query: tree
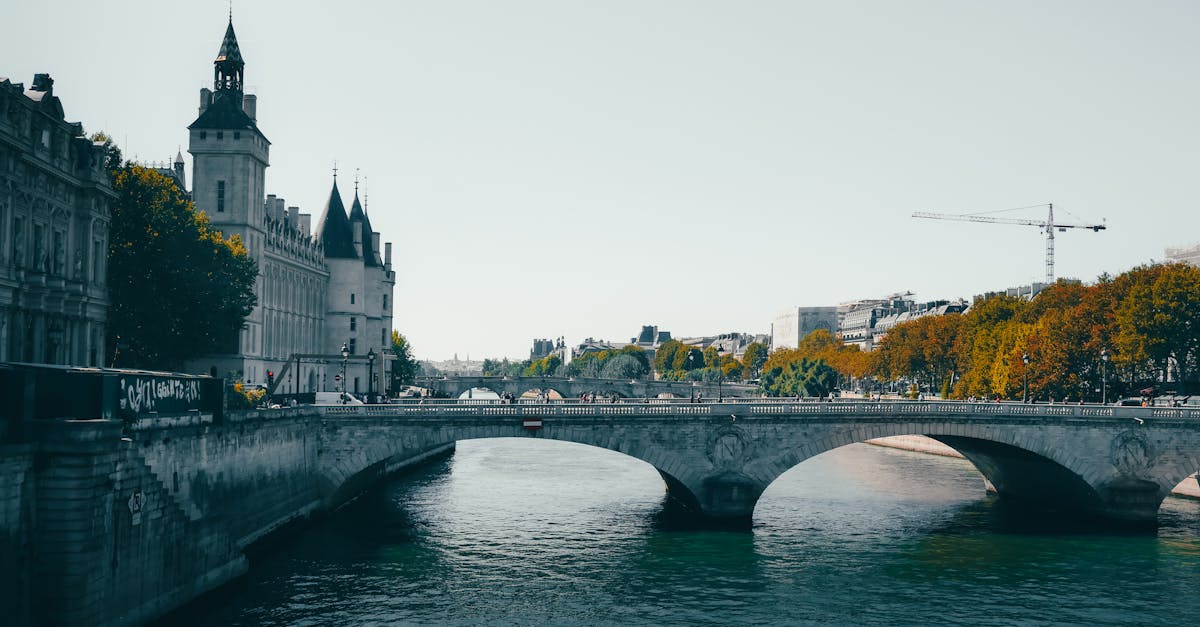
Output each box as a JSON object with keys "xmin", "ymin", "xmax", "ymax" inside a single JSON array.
[
  {"xmin": 653, "ymin": 339, "xmax": 683, "ymax": 374},
  {"xmin": 390, "ymin": 331, "xmax": 419, "ymax": 388},
  {"xmin": 600, "ymin": 353, "xmax": 648, "ymax": 380},
  {"xmin": 1114, "ymin": 263, "xmax": 1200, "ymax": 390},
  {"xmin": 741, "ymin": 342, "xmax": 768, "ymax": 380},
  {"xmin": 760, "ymin": 357, "xmax": 839, "ymax": 398},
  {"xmin": 107, "ymin": 165, "xmax": 257, "ymax": 370}
]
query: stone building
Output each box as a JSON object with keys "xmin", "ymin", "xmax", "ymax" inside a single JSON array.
[
  {"xmin": 183, "ymin": 18, "xmax": 395, "ymax": 396},
  {"xmin": 0, "ymin": 73, "xmax": 113, "ymax": 366},
  {"xmin": 771, "ymin": 307, "xmax": 837, "ymax": 349}
]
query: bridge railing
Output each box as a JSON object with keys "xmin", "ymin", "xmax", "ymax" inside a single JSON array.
[{"xmin": 315, "ymin": 399, "xmax": 1200, "ymax": 422}]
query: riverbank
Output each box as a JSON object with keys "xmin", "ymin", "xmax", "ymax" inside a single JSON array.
[{"xmin": 866, "ymin": 435, "xmax": 1200, "ymax": 499}]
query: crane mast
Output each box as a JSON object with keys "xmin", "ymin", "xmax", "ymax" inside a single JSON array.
[{"xmin": 912, "ymin": 203, "xmax": 1105, "ymax": 283}]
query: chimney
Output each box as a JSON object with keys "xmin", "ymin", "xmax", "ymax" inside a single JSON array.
[
  {"xmin": 199, "ymin": 88, "xmax": 212, "ymax": 114},
  {"xmin": 384, "ymin": 242, "xmax": 392, "ymax": 270},
  {"xmin": 243, "ymin": 94, "xmax": 257, "ymax": 120},
  {"xmin": 265, "ymin": 194, "xmax": 277, "ymax": 221},
  {"xmin": 372, "ymin": 232, "xmax": 381, "ymax": 261},
  {"xmin": 272, "ymin": 196, "xmax": 285, "ymax": 221},
  {"xmin": 352, "ymin": 222, "xmax": 363, "ymax": 258},
  {"xmin": 288, "ymin": 206, "xmax": 299, "ymax": 229},
  {"xmin": 31, "ymin": 73, "xmax": 54, "ymax": 95},
  {"xmin": 299, "ymin": 214, "xmax": 311, "ymax": 237}
]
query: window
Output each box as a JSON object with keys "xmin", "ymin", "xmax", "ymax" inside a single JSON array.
[
  {"xmin": 382, "ymin": 294, "xmax": 388, "ymax": 309},
  {"xmin": 350, "ymin": 293, "xmax": 355, "ymax": 304},
  {"xmin": 381, "ymin": 328, "xmax": 386, "ymax": 345},
  {"xmin": 349, "ymin": 338, "xmax": 357, "ymax": 354},
  {"xmin": 200, "ymin": 131, "xmax": 207, "ymax": 140},
  {"xmin": 217, "ymin": 131, "xmax": 224, "ymax": 140},
  {"xmin": 217, "ymin": 181, "xmax": 225, "ymax": 212},
  {"xmin": 234, "ymin": 131, "xmax": 241, "ymax": 140},
  {"xmin": 350, "ymin": 317, "xmax": 357, "ymax": 331}
]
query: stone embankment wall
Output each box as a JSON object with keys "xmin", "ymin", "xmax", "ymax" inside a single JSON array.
[
  {"xmin": 4, "ymin": 409, "xmax": 450, "ymax": 627},
  {"xmin": 0, "ymin": 445, "xmax": 34, "ymax": 626},
  {"xmin": 866, "ymin": 435, "xmax": 1200, "ymax": 499}
]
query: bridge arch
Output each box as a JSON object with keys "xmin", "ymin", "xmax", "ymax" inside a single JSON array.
[{"xmin": 741, "ymin": 420, "xmax": 1170, "ymax": 525}]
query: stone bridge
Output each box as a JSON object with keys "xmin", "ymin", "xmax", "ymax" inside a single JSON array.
[
  {"xmin": 8, "ymin": 399, "xmax": 1200, "ymax": 625},
  {"xmin": 413, "ymin": 375, "xmax": 758, "ymax": 399},
  {"xmin": 322, "ymin": 400, "xmax": 1200, "ymax": 525}
]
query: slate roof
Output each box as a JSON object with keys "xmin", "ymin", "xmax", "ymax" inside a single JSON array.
[
  {"xmin": 316, "ymin": 180, "xmax": 358, "ymax": 259},
  {"xmin": 348, "ymin": 193, "xmax": 382, "ymax": 267},
  {"xmin": 187, "ymin": 93, "xmax": 264, "ymax": 136},
  {"xmin": 216, "ymin": 20, "xmax": 244, "ymax": 66}
]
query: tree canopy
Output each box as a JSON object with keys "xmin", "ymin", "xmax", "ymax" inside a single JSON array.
[
  {"xmin": 390, "ymin": 331, "xmax": 419, "ymax": 386},
  {"xmin": 107, "ymin": 165, "xmax": 257, "ymax": 370}
]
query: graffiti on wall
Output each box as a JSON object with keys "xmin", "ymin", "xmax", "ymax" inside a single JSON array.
[{"xmin": 118, "ymin": 375, "xmax": 208, "ymax": 418}]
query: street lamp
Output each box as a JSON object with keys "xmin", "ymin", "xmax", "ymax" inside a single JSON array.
[
  {"xmin": 367, "ymin": 347, "xmax": 376, "ymax": 403},
  {"xmin": 340, "ymin": 342, "xmax": 350, "ymax": 404},
  {"xmin": 1101, "ymin": 348, "xmax": 1109, "ymax": 405},
  {"xmin": 1022, "ymin": 352, "xmax": 1030, "ymax": 403}
]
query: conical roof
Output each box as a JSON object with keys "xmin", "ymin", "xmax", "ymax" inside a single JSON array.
[
  {"xmin": 316, "ymin": 180, "xmax": 358, "ymax": 259},
  {"xmin": 349, "ymin": 192, "xmax": 381, "ymax": 267},
  {"xmin": 215, "ymin": 19, "xmax": 244, "ymax": 66}
]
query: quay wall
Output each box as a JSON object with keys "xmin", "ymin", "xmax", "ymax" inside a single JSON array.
[
  {"xmin": 6, "ymin": 409, "xmax": 449, "ymax": 627},
  {"xmin": 0, "ymin": 445, "xmax": 34, "ymax": 626}
]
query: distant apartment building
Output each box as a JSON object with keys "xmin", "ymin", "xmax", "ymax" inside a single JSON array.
[
  {"xmin": 871, "ymin": 300, "xmax": 967, "ymax": 346},
  {"xmin": 972, "ymin": 282, "xmax": 1051, "ymax": 304},
  {"xmin": 572, "ymin": 337, "xmax": 620, "ymax": 358},
  {"xmin": 1165, "ymin": 243, "xmax": 1200, "ymax": 267},
  {"xmin": 771, "ymin": 307, "xmax": 838, "ymax": 349},
  {"xmin": 677, "ymin": 332, "xmax": 768, "ymax": 358},
  {"xmin": 0, "ymin": 73, "xmax": 114, "ymax": 366}
]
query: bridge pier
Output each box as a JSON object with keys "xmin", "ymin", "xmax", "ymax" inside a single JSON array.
[{"xmin": 657, "ymin": 470, "xmax": 765, "ymax": 528}]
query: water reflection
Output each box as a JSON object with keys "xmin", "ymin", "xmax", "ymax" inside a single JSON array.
[{"xmin": 178, "ymin": 439, "xmax": 1200, "ymax": 626}]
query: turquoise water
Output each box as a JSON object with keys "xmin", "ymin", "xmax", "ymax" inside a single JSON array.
[{"xmin": 182, "ymin": 440, "xmax": 1200, "ymax": 626}]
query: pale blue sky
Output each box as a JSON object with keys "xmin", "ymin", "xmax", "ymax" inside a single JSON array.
[{"xmin": 4, "ymin": 1, "xmax": 1198, "ymax": 360}]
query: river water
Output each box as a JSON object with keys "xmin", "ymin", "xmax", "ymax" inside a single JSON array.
[{"xmin": 182, "ymin": 439, "xmax": 1200, "ymax": 626}]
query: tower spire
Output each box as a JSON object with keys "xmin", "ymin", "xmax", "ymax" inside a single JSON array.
[{"xmin": 213, "ymin": 15, "xmax": 245, "ymax": 96}]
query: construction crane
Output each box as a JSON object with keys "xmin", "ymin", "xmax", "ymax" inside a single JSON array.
[{"xmin": 912, "ymin": 203, "xmax": 1106, "ymax": 284}]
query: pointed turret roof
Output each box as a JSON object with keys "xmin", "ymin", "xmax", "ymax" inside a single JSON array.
[
  {"xmin": 316, "ymin": 179, "xmax": 358, "ymax": 259},
  {"xmin": 348, "ymin": 192, "xmax": 382, "ymax": 267},
  {"xmin": 215, "ymin": 19, "xmax": 244, "ymax": 66}
]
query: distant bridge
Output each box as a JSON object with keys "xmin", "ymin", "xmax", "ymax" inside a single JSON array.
[{"xmin": 413, "ymin": 375, "xmax": 758, "ymax": 399}]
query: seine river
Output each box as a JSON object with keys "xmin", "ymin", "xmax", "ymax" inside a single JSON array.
[{"xmin": 180, "ymin": 439, "xmax": 1200, "ymax": 626}]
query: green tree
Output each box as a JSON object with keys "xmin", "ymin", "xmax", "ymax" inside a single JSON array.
[
  {"xmin": 741, "ymin": 342, "xmax": 768, "ymax": 380},
  {"xmin": 107, "ymin": 165, "xmax": 257, "ymax": 369},
  {"xmin": 390, "ymin": 331, "xmax": 419, "ymax": 387},
  {"xmin": 761, "ymin": 357, "xmax": 839, "ymax": 398},
  {"xmin": 653, "ymin": 339, "xmax": 683, "ymax": 374}
]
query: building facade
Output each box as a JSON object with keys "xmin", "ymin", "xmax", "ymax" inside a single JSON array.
[
  {"xmin": 0, "ymin": 73, "xmax": 113, "ymax": 366},
  {"xmin": 771, "ymin": 307, "xmax": 838, "ymax": 350},
  {"xmin": 183, "ymin": 19, "xmax": 395, "ymax": 396},
  {"xmin": 1165, "ymin": 244, "xmax": 1200, "ymax": 267}
]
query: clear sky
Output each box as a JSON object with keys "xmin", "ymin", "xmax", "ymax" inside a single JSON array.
[{"xmin": 4, "ymin": 1, "xmax": 1198, "ymax": 360}]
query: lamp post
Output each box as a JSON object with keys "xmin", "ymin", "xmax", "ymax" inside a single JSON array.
[
  {"xmin": 367, "ymin": 347, "xmax": 376, "ymax": 403},
  {"xmin": 340, "ymin": 342, "xmax": 349, "ymax": 404},
  {"xmin": 1101, "ymin": 348, "xmax": 1109, "ymax": 405},
  {"xmin": 1022, "ymin": 352, "xmax": 1030, "ymax": 403}
]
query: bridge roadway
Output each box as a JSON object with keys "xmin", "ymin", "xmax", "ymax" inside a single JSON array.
[
  {"xmin": 413, "ymin": 375, "xmax": 758, "ymax": 399},
  {"xmin": 319, "ymin": 398, "xmax": 1200, "ymax": 526}
]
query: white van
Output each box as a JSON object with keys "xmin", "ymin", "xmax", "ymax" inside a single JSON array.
[{"xmin": 314, "ymin": 391, "xmax": 365, "ymax": 406}]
